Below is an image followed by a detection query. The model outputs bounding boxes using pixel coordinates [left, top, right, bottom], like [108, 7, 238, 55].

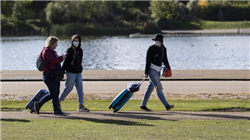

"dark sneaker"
[30, 109, 35, 113]
[166, 105, 174, 111]
[77, 105, 90, 112]
[54, 111, 66, 116]
[140, 106, 152, 112]
[34, 101, 40, 114]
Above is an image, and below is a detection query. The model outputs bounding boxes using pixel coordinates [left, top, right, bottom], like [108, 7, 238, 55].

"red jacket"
[41, 47, 63, 73]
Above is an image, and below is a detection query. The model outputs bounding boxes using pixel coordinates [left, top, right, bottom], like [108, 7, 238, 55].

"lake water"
[1, 35, 250, 70]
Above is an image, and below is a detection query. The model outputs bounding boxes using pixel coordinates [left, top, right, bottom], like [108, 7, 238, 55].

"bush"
[142, 22, 161, 34]
[49, 23, 141, 36]
[198, 2, 250, 21]
[186, 0, 200, 18]
[150, 1, 188, 29]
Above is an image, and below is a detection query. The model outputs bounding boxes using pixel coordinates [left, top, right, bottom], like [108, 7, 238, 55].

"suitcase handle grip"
[139, 78, 146, 86]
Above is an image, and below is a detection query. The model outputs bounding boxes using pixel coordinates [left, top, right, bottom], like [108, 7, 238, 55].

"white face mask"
[154, 41, 161, 47]
[72, 41, 79, 47]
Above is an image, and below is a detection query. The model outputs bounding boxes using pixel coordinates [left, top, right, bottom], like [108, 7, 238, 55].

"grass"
[179, 20, 250, 30]
[1, 99, 250, 139]
[1, 99, 250, 112]
[1, 119, 250, 140]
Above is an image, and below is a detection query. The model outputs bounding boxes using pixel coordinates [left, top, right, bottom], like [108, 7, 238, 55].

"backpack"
[36, 50, 46, 71]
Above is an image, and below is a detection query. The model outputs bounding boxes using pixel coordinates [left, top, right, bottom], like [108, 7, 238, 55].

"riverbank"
[129, 28, 250, 37]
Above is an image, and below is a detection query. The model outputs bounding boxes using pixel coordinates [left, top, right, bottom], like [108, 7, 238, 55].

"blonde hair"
[45, 36, 59, 48]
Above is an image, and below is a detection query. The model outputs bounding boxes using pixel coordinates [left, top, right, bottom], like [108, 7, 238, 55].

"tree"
[11, 1, 34, 24]
[150, 0, 188, 29]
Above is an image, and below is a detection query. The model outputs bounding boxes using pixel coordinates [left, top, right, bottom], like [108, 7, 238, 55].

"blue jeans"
[39, 73, 61, 112]
[59, 72, 84, 105]
[141, 68, 170, 108]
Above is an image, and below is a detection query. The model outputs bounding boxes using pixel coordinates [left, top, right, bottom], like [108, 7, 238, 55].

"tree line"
[1, 0, 250, 36]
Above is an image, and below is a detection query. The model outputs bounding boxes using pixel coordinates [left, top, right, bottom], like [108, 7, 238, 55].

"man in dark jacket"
[141, 34, 174, 111]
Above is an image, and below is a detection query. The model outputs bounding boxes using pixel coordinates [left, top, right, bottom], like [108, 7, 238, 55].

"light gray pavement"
[1, 70, 250, 100]
[1, 81, 250, 99]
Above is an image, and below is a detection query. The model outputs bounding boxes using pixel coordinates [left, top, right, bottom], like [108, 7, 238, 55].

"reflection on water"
[1, 35, 250, 70]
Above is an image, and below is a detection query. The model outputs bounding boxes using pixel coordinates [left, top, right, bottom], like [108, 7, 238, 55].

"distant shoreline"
[129, 29, 250, 37]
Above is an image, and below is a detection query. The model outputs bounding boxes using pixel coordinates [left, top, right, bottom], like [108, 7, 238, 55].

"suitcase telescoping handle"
[139, 78, 146, 86]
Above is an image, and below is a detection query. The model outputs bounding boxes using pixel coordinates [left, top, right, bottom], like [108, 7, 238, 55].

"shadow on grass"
[1, 119, 30, 122]
[39, 112, 154, 126]
[202, 107, 250, 112]
[173, 111, 250, 120]
[95, 111, 177, 121]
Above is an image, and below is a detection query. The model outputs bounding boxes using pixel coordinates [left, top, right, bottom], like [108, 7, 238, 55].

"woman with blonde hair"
[34, 36, 66, 115]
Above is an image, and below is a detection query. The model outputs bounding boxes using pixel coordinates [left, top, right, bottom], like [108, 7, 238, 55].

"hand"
[62, 54, 66, 60]
[144, 74, 148, 79]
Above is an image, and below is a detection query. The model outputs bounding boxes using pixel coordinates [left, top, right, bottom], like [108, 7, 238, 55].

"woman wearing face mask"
[59, 34, 90, 112]
[140, 34, 174, 111]
[34, 36, 66, 115]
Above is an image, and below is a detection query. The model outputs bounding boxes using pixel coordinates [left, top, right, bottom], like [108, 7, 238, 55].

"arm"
[162, 46, 171, 70]
[80, 48, 83, 69]
[62, 48, 72, 71]
[45, 49, 63, 64]
[145, 46, 153, 74]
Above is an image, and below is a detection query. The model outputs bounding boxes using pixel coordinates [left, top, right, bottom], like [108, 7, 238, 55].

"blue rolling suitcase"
[109, 79, 145, 113]
[25, 89, 49, 113]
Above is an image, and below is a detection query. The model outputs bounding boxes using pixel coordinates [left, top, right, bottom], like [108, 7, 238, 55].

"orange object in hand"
[165, 69, 172, 77]
[161, 67, 172, 77]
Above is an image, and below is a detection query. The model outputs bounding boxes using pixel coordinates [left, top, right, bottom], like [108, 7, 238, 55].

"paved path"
[1, 70, 249, 100]
[1, 111, 250, 121]
[1, 81, 250, 100]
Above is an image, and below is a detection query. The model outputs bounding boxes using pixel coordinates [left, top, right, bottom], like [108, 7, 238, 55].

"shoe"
[29, 106, 35, 113]
[77, 105, 90, 112]
[30, 109, 35, 113]
[140, 106, 152, 111]
[166, 105, 174, 111]
[54, 111, 66, 116]
[34, 101, 40, 114]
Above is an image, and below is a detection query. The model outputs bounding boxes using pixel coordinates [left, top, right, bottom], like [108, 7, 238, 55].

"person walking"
[59, 34, 90, 112]
[34, 36, 66, 115]
[141, 34, 174, 111]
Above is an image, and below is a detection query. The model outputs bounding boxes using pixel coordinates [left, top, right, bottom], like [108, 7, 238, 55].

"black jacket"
[62, 47, 83, 73]
[145, 45, 171, 74]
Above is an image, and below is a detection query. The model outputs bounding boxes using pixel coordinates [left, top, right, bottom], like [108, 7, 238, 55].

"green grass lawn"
[2, 119, 250, 140]
[1, 99, 250, 139]
[1, 99, 250, 112]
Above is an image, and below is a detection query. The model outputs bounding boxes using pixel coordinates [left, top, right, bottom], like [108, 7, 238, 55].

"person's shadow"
[1, 118, 30, 122]
[39, 112, 156, 126]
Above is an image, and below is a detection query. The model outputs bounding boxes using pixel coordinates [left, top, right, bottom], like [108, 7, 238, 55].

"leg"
[52, 80, 61, 112]
[155, 83, 170, 108]
[35, 73, 57, 114]
[148, 69, 170, 108]
[141, 81, 154, 107]
[75, 73, 84, 105]
[38, 73, 53, 108]
[59, 72, 76, 103]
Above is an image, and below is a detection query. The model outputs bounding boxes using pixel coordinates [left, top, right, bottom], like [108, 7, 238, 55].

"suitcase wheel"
[113, 109, 118, 113]
[108, 105, 112, 109]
